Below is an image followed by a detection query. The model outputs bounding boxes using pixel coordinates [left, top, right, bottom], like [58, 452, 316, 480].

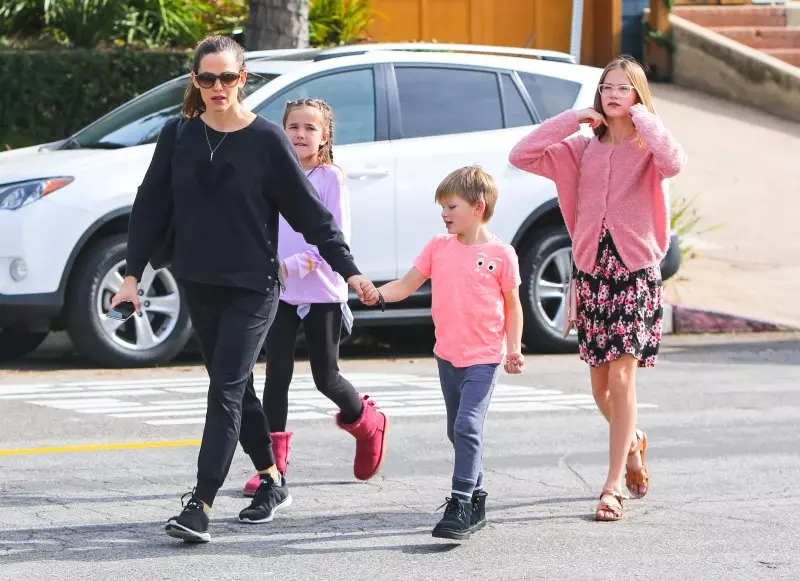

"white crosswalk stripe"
[0, 373, 656, 427]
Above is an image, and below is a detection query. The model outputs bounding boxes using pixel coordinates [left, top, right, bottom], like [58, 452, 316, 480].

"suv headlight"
[0, 177, 74, 211]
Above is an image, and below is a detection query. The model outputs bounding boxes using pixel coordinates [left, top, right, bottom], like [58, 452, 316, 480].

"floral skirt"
[575, 224, 664, 368]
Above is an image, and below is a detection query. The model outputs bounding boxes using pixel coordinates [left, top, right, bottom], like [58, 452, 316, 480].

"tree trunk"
[246, 0, 309, 50]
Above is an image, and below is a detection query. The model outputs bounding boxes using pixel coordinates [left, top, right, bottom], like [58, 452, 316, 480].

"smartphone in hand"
[106, 301, 137, 322]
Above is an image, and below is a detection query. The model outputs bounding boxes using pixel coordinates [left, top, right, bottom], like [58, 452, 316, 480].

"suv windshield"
[63, 72, 276, 149]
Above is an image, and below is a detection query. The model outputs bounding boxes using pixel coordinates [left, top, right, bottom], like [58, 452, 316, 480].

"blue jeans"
[436, 356, 500, 498]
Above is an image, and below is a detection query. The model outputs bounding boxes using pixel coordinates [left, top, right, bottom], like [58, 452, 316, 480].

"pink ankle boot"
[243, 431, 293, 497]
[336, 395, 388, 481]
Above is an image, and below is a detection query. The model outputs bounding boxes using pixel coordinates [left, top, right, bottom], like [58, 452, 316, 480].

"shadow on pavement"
[0, 327, 438, 372]
[0, 497, 592, 564]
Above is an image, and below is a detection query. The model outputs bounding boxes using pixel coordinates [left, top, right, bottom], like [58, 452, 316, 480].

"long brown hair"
[282, 98, 335, 165]
[183, 35, 246, 118]
[592, 56, 657, 142]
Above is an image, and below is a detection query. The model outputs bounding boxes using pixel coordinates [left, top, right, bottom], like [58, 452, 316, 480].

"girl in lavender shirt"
[242, 99, 388, 497]
[510, 57, 687, 521]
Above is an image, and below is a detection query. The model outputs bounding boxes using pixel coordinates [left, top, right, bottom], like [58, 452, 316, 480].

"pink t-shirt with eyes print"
[414, 233, 521, 368]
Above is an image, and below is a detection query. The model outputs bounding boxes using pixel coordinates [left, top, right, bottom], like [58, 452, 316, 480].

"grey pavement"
[1, 333, 799, 580]
[653, 83, 800, 328]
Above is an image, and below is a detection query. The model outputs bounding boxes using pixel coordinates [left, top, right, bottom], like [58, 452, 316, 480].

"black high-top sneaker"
[238, 473, 292, 524]
[432, 496, 472, 540]
[165, 492, 211, 543]
[470, 490, 488, 531]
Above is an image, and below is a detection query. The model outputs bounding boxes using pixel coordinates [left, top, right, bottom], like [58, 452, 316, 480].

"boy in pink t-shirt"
[369, 166, 525, 541]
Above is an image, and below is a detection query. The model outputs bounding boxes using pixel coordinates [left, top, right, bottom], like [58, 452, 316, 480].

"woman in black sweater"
[110, 36, 377, 543]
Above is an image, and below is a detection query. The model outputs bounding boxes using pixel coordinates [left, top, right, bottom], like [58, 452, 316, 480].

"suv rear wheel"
[519, 226, 578, 354]
[65, 235, 192, 367]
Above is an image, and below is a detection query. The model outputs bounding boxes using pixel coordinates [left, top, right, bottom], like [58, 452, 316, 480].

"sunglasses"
[195, 71, 242, 89]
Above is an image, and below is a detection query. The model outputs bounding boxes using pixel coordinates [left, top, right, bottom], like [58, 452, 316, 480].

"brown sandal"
[626, 429, 650, 499]
[595, 490, 624, 522]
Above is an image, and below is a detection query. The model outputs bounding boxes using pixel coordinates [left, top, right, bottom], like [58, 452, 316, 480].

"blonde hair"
[435, 166, 499, 223]
[282, 98, 335, 165]
[183, 36, 246, 119]
[593, 56, 657, 143]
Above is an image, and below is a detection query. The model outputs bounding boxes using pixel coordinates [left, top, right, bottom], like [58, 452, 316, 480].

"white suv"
[0, 43, 681, 366]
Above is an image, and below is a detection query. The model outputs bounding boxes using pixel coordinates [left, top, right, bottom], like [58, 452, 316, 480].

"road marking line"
[3, 389, 165, 400]
[0, 440, 201, 456]
[111, 409, 213, 419]
[1, 373, 660, 428]
[76, 404, 208, 414]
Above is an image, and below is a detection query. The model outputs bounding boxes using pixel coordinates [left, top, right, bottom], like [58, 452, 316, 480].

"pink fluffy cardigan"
[508, 108, 687, 273]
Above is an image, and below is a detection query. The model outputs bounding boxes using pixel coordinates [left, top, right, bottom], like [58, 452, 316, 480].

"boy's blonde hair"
[435, 166, 499, 222]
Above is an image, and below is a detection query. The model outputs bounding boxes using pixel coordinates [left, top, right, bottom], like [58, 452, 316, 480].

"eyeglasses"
[598, 83, 635, 98]
[195, 71, 242, 89]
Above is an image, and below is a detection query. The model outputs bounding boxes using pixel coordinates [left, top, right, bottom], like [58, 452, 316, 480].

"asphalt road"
[1, 332, 798, 580]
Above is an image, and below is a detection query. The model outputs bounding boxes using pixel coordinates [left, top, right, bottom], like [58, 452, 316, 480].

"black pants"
[181, 280, 280, 506]
[263, 301, 363, 432]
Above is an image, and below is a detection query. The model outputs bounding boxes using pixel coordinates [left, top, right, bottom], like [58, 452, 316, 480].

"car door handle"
[349, 168, 390, 180]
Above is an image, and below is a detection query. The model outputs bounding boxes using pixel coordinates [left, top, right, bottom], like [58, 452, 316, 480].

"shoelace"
[180, 488, 204, 511]
[436, 497, 467, 520]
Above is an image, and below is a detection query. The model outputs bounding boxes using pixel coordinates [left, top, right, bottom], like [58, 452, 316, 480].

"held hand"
[280, 260, 288, 280]
[110, 276, 141, 313]
[504, 352, 526, 374]
[347, 275, 377, 304]
[577, 107, 607, 129]
[362, 285, 380, 306]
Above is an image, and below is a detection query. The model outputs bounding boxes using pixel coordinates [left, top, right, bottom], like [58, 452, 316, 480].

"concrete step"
[674, 5, 787, 28]
[763, 47, 800, 66]
[710, 26, 800, 49]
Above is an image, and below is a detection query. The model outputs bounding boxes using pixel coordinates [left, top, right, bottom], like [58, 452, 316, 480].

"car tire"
[65, 234, 193, 367]
[519, 226, 579, 354]
[0, 326, 49, 361]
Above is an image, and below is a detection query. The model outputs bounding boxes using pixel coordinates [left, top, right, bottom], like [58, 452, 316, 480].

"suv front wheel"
[519, 226, 578, 354]
[65, 235, 193, 367]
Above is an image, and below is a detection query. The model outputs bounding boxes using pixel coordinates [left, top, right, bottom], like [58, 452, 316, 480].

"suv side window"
[501, 74, 534, 128]
[517, 72, 581, 121]
[253, 68, 376, 145]
[394, 67, 503, 139]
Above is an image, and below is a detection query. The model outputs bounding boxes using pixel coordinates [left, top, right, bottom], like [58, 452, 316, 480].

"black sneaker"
[470, 490, 488, 532]
[238, 473, 292, 524]
[165, 492, 211, 543]
[432, 496, 472, 540]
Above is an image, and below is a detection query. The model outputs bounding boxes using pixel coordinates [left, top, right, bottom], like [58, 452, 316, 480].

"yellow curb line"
[0, 440, 201, 456]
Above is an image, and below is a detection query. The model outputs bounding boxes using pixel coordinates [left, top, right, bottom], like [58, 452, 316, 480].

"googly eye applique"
[487, 261, 497, 272]
[476, 257, 485, 267]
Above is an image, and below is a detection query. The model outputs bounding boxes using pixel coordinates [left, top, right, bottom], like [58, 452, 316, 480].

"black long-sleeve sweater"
[125, 115, 360, 293]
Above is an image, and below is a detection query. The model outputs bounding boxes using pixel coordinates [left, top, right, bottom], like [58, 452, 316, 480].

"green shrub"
[309, 0, 383, 47]
[44, 0, 124, 48]
[0, 1, 44, 38]
[0, 47, 190, 149]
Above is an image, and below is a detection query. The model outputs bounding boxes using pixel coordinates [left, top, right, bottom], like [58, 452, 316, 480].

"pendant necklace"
[204, 123, 228, 162]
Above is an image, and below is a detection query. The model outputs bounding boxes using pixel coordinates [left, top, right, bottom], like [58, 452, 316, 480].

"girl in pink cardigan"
[509, 56, 687, 522]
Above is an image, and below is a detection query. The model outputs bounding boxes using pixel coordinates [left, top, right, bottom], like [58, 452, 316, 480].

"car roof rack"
[312, 43, 576, 64]
[244, 48, 321, 61]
